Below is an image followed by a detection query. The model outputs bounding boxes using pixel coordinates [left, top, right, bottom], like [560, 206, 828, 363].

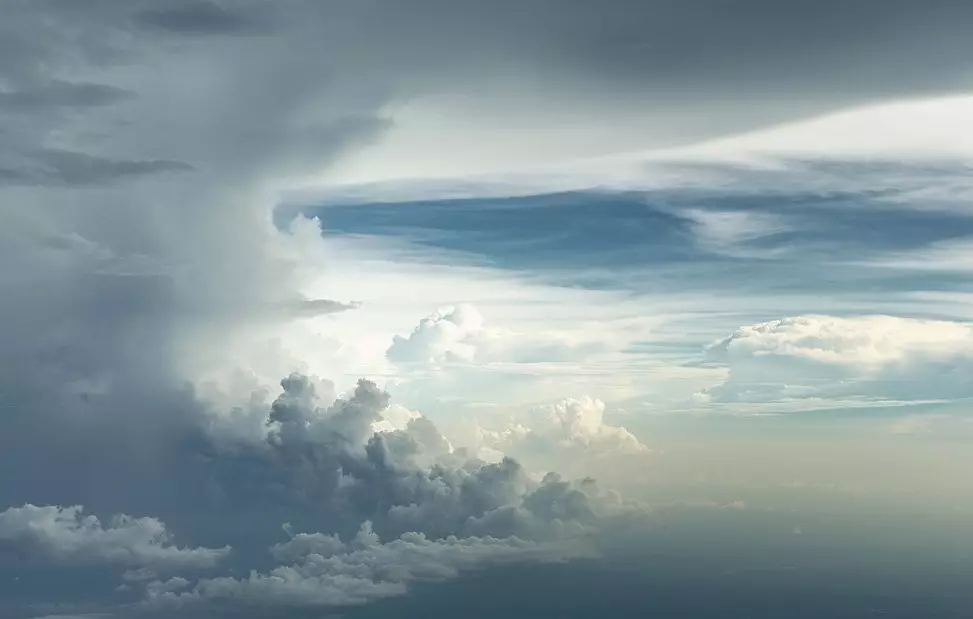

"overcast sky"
[2, 1, 973, 618]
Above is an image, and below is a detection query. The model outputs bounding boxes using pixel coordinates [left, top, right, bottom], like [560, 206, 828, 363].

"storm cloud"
[3, 0, 973, 617]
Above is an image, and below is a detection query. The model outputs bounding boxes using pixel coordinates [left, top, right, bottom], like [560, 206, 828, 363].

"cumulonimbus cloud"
[135, 374, 644, 611]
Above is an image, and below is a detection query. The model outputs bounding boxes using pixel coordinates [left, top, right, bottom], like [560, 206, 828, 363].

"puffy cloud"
[1, 369, 645, 615]
[123, 373, 642, 612]
[16, 0, 964, 614]
[150, 521, 580, 610]
[0, 504, 229, 570]
[387, 304, 485, 364]
[708, 315, 972, 368]
[197, 374, 641, 541]
[475, 397, 649, 477]
[387, 304, 608, 367]
[698, 314, 973, 405]
[548, 397, 648, 456]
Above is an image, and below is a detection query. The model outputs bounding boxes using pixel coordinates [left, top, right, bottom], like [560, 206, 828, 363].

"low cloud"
[0, 504, 229, 571]
[2, 372, 645, 615]
[135, 373, 642, 611]
[149, 521, 579, 610]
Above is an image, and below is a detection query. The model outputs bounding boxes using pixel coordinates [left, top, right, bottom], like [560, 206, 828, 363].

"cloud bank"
[700, 315, 973, 405]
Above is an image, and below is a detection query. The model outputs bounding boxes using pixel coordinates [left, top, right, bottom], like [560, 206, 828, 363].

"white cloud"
[668, 95, 973, 161]
[679, 208, 792, 259]
[386, 303, 610, 367]
[698, 314, 973, 405]
[547, 397, 648, 456]
[708, 315, 972, 368]
[858, 238, 973, 274]
[474, 396, 650, 477]
[387, 304, 485, 364]
[0, 504, 229, 570]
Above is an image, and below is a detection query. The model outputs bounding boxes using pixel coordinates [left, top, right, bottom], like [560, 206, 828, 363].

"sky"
[1, 1, 973, 618]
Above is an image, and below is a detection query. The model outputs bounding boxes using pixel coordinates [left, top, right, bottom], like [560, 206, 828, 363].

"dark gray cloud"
[0, 374, 635, 615]
[0, 82, 133, 112]
[0, 149, 193, 186]
[0, 504, 229, 571]
[134, 1, 272, 36]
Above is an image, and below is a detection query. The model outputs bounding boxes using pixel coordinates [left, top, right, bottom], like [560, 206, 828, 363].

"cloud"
[134, 1, 271, 36]
[387, 304, 485, 364]
[672, 95, 973, 161]
[283, 297, 363, 317]
[699, 314, 973, 405]
[546, 397, 648, 456]
[0, 149, 194, 186]
[0, 370, 644, 615]
[150, 521, 579, 610]
[387, 304, 609, 367]
[474, 397, 649, 477]
[129, 373, 641, 612]
[0, 504, 229, 570]
[887, 416, 936, 436]
[678, 207, 792, 259]
[0, 81, 133, 112]
[3, 0, 971, 615]
[708, 315, 971, 368]
[196, 374, 642, 542]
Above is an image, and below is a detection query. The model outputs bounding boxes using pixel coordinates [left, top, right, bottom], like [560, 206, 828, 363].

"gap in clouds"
[297, 160, 973, 302]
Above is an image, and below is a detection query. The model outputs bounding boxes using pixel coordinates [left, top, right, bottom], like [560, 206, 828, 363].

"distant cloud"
[4, 0, 973, 615]
[388, 304, 484, 364]
[0, 149, 193, 186]
[149, 521, 578, 610]
[388, 304, 608, 366]
[478, 397, 649, 467]
[276, 297, 362, 318]
[699, 314, 973, 404]
[134, 1, 270, 36]
[708, 315, 971, 368]
[0, 81, 133, 112]
[0, 504, 229, 570]
[133, 373, 641, 611]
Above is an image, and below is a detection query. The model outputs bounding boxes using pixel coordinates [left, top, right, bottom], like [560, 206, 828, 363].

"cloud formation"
[388, 304, 607, 367]
[699, 315, 973, 405]
[148, 521, 577, 610]
[3, 0, 973, 616]
[139, 374, 638, 612]
[479, 397, 649, 464]
[0, 504, 228, 571]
